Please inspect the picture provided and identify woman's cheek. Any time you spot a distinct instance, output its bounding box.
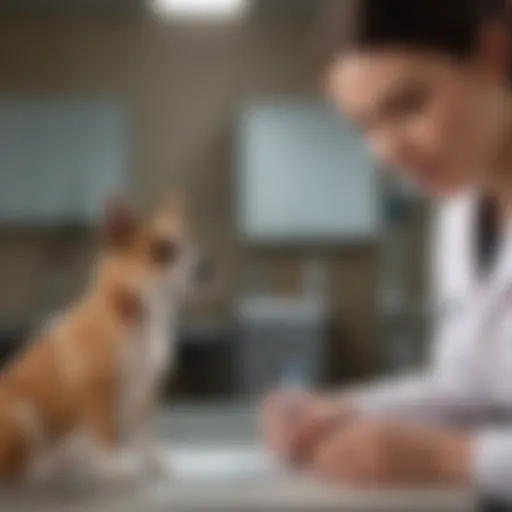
[407,114,445,160]
[414,97,472,188]
[439,86,484,168]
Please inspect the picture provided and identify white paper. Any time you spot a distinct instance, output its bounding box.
[168,445,283,481]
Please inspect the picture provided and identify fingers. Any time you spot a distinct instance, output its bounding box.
[261,390,357,468]
[295,416,468,490]
[293,402,348,465]
[310,422,391,487]
[261,391,312,457]
[311,427,355,483]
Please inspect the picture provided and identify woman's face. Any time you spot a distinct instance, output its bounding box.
[326,48,507,198]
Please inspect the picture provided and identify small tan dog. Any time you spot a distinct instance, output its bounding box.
[0,196,206,485]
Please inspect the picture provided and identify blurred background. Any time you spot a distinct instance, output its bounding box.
[0,0,431,406]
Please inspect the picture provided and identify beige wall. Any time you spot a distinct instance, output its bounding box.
[0,11,428,378]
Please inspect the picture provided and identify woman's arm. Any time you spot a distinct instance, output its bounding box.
[308,419,512,503]
[341,371,489,426]
[338,202,488,424]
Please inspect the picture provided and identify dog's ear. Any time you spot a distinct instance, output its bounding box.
[103,197,138,248]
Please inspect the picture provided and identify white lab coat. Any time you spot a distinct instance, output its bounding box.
[348,191,512,500]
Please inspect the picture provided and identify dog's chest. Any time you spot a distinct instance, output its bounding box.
[124,299,176,395]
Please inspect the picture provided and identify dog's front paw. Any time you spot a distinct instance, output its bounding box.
[141,449,173,482]
[92,452,145,488]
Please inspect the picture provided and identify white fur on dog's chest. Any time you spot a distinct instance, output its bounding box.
[144,306,175,380]
[123,297,177,403]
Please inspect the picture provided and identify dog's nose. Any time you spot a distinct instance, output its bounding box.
[194,256,215,284]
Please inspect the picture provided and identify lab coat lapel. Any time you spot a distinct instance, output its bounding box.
[433,191,479,318]
[476,231,512,336]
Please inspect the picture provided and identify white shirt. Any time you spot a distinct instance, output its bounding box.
[348,191,512,500]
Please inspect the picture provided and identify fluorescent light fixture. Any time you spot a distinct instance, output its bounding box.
[152,0,249,19]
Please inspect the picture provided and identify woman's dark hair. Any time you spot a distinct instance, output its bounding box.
[317,0,510,69]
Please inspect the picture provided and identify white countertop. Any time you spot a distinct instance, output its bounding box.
[1,469,475,512]
[0,404,477,512]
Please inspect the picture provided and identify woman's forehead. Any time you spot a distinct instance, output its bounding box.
[326,49,458,109]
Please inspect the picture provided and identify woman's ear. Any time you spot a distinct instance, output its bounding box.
[103,197,138,248]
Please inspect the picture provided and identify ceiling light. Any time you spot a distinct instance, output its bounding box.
[152,0,249,19]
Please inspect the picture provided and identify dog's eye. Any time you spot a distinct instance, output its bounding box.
[150,239,180,265]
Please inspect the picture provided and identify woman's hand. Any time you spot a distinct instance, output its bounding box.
[260,390,355,464]
[311,419,472,488]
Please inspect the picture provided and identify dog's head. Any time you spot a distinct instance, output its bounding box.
[97,195,212,316]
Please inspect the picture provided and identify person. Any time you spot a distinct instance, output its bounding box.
[260,0,512,509]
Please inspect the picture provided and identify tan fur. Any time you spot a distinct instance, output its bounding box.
[0,198,192,482]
